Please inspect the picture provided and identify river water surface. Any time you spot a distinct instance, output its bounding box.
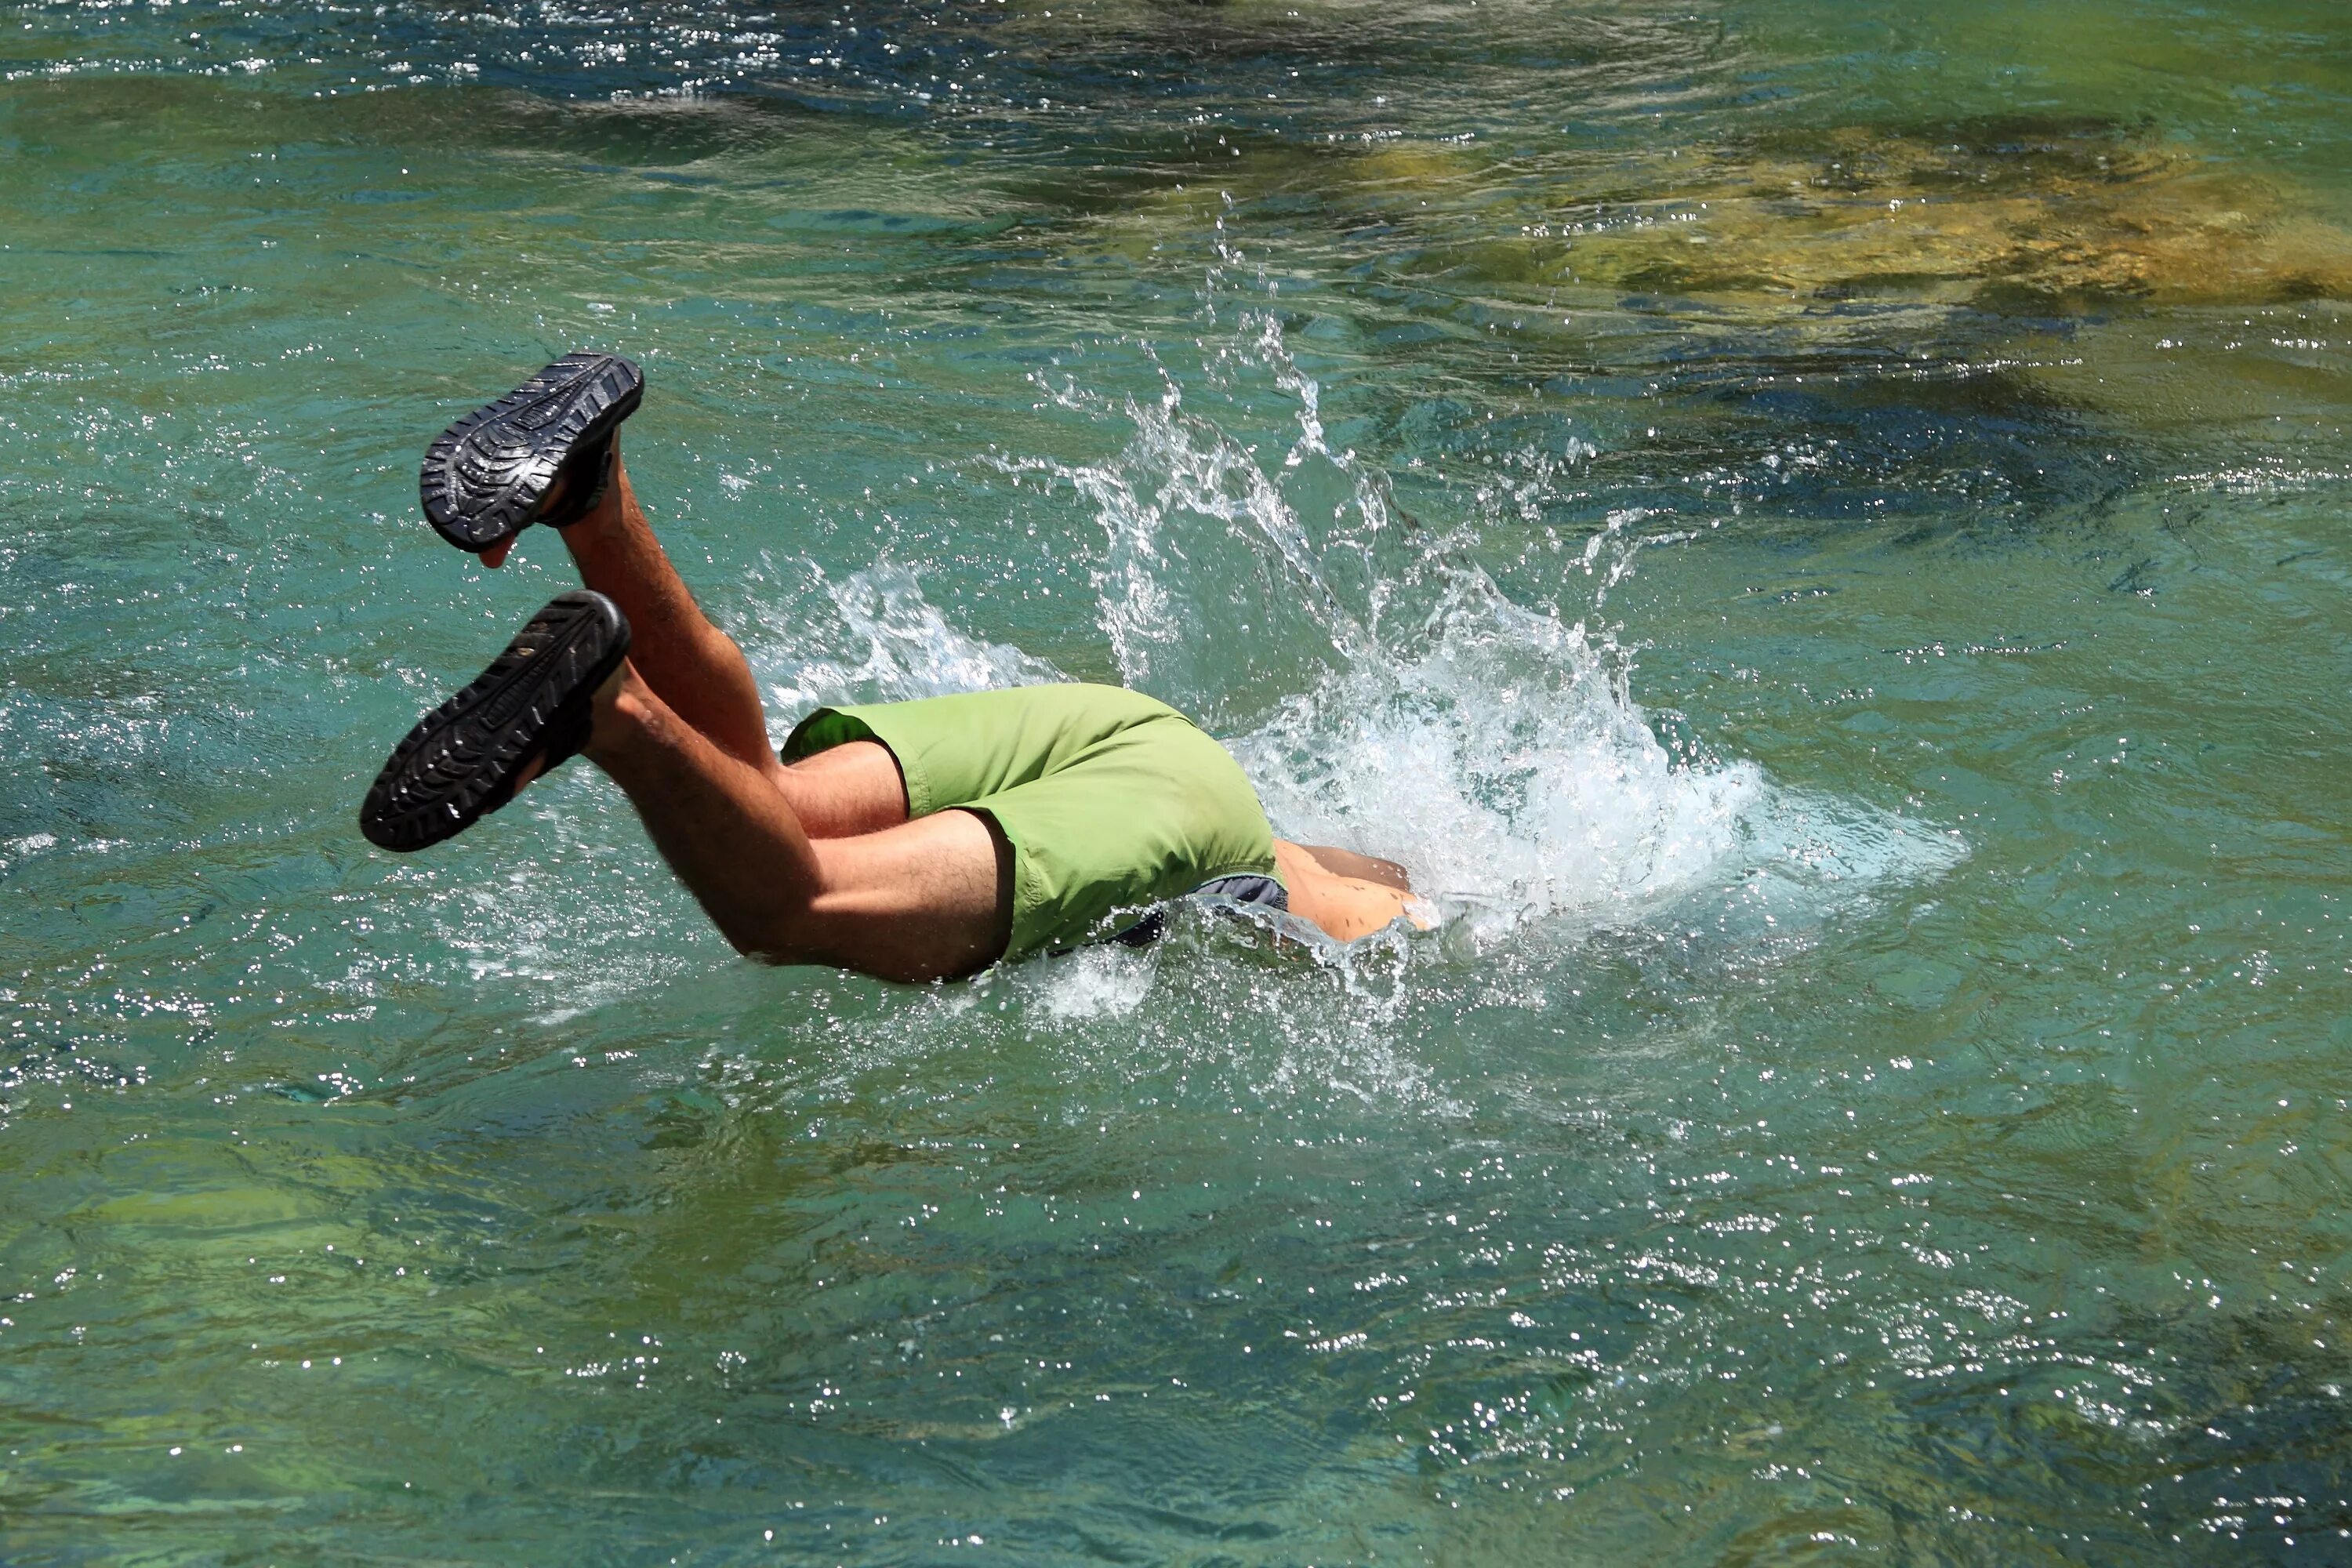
[4,2,2350,1561]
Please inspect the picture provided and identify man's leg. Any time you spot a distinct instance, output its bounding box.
[512,441,907,840]
[584,663,1011,983]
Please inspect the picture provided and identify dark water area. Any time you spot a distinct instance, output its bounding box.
[4,1,2352,1562]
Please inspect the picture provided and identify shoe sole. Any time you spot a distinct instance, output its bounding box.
[360,590,631,852]
[419,352,644,552]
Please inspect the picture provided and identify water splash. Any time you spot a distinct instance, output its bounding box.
[1020,308,1958,945]
[604,305,1955,982]
[1236,586,1768,941]
[747,560,1064,720]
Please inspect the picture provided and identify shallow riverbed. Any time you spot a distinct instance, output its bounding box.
[4,2,2351,1561]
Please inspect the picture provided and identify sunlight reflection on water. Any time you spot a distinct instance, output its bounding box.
[5,2,2352,1561]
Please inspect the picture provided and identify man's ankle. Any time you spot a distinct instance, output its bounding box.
[583,664,655,764]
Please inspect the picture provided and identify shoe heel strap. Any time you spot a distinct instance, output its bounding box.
[537,684,600,775]
[540,436,617,529]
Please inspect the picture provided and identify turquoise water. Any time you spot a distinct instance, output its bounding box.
[5,2,2351,1560]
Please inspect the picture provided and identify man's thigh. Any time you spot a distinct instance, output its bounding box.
[800,808,1013,982]
[776,738,909,838]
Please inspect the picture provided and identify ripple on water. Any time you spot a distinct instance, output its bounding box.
[9,6,2352,1559]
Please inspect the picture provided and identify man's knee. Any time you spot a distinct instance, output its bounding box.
[707,892,825,968]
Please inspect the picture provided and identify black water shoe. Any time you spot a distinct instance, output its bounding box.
[360,590,631,852]
[419,351,644,553]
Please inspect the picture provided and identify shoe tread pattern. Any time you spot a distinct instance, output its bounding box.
[419,352,644,551]
[359,590,629,852]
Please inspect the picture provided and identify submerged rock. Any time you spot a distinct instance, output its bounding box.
[1332,117,2352,312]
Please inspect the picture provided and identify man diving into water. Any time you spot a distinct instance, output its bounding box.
[360,353,1424,982]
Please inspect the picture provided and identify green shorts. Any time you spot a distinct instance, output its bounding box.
[782,684,1279,961]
